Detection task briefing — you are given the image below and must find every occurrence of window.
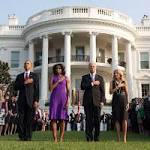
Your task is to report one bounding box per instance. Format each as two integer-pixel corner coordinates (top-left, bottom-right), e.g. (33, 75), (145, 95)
(118, 52), (126, 67)
(11, 51), (20, 68)
(97, 48), (105, 63)
(140, 52), (149, 69)
(76, 46), (84, 61)
(56, 48), (61, 57)
(56, 48), (62, 62)
(141, 84), (150, 97)
(118, 52), (125, 62)
(35, 51), (42, 61)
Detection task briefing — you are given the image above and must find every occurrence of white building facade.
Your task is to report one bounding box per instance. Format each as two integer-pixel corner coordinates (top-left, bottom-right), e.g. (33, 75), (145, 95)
(0, 7), (150, 107)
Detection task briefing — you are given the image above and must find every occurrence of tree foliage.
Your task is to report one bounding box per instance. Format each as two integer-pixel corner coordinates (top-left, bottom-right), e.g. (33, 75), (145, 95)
(0, 60), (11, 85)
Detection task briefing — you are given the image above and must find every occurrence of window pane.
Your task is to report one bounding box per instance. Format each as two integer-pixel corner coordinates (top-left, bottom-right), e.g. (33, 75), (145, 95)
(98, 48), (105, 63)
(118, 52), (124, 61)
(140, 52), (149, 69)
(56, 48), (61, 57)
(76, 46), (84, 61)
(141, 61), (149, 69)
(76, 47), (84, 55)
(11, 51), (20, 68)
(35, 51), (42, 61)
(140, 52), (149, 61)
(141, 84), (150, 97)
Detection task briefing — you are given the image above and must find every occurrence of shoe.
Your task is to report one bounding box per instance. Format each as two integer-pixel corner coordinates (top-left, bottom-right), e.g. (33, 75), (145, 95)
(19, 138), (24, 141)
(24, 138), (31, 141)
(86, 136), (93, 142)
(94, 137), (99, 142)
(86, 137), (90, 142)
(19, 136), (25, 141)
(27, 138), (31, 141)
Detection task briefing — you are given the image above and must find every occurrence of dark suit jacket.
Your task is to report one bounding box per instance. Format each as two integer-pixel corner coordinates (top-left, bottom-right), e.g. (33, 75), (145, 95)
(14, 72), (39, 108)
(81, 74), (105, 107)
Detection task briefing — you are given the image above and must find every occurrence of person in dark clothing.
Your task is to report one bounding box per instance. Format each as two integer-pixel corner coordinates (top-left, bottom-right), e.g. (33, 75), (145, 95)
(3, 95), (11, 136)
(14, 60), (39, 141)
(143, 95), (150, 135)
(109, 69), (129, 143)
(32, 104), (45, 131)
(81, 63), (105, 142)
(128, 99), (139, 133)
(9, 95), (18, 135)
(70, 110), (76, 131)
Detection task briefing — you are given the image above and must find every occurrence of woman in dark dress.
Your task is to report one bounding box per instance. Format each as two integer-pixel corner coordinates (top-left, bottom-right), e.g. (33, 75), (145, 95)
(109, 69), (129, 143)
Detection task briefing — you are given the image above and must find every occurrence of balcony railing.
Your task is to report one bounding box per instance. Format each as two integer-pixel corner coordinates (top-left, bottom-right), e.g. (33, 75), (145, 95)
(48, 56), (64, 63)
(34, 56), (64, 67)
(96, 57), (106, 63)
(34, 56), (123, 67)
(26, 6), (133, 27)
(71, 55), (90, 62)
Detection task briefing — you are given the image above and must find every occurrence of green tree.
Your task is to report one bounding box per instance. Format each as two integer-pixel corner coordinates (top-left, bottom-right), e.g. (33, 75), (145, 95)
(7, 81), (17, 96)
(0, 60), (14, 97)
(0, 60), (11, 85)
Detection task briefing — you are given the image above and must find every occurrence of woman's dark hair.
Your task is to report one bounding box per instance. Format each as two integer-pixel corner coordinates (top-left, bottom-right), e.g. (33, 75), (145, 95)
(52, 63), (65, 75)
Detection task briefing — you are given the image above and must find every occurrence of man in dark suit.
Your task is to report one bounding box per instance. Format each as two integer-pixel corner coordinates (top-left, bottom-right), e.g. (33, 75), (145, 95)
(81, 63), (105, 141)
(14, 60), (39, 141)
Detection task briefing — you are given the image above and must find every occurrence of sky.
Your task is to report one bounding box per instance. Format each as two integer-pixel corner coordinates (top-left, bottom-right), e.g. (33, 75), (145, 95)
(0, 0), (150, 25)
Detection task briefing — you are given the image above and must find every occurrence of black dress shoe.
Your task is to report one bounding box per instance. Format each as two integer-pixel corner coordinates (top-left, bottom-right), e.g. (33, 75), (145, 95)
(19, 138), (24, 141)
(24, 138), (31, 141)
(86, 137), (90, 142)
(94, 138), (99, 142)
(86, 137), (93, 142)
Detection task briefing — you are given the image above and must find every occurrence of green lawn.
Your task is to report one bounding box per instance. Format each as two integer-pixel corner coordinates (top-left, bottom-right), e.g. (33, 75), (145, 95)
(0, 131), (150, 150)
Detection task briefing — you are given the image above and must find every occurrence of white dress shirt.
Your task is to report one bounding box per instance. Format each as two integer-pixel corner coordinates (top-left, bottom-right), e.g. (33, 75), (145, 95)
(90, 72), (96, 81)
(24, 70), (31, 79)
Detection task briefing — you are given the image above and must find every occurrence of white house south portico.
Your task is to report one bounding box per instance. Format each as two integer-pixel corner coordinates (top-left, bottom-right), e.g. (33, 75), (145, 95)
(1, 6), (149, 108)
(23, 7), (135, 107)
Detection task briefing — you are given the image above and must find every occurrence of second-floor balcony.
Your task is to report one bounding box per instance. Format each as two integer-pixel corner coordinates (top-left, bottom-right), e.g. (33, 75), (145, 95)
(34, 55), (126, 68)
(34, 55), (90, 67)
(71, 55), (90, 62)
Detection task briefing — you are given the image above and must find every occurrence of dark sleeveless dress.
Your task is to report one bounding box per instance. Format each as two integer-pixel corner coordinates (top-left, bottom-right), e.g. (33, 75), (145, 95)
(112, 80), (128, 123)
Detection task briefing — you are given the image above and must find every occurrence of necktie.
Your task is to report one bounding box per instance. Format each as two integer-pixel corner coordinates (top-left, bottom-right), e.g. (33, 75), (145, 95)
(25, 73), (28, 80)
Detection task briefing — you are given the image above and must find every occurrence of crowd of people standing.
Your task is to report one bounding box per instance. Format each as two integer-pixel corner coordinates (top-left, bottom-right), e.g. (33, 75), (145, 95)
(0, 94), (18, 136)
(0, 60), (150, 144)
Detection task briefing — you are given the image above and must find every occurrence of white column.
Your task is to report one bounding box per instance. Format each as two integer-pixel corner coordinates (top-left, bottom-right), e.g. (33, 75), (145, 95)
(28, 40), (34, 65)
(64, 32), (72, 106)
(90, 32), (97, 63)
(64, 32), (71, 78)
(40, 35), (49, 108)
(126, 41), (133, 100)
(112, 35), (118, 70)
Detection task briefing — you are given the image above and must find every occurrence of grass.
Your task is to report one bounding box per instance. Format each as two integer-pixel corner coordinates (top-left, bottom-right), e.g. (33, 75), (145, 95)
(0, 131), (150, 150)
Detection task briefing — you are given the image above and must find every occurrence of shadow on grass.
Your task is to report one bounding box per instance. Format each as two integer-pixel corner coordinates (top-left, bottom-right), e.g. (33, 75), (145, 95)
(0, 131), (149, 142)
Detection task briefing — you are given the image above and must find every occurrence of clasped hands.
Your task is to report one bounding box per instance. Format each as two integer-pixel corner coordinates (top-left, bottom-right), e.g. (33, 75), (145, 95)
(116, 83), (125, 89)
(24, 78), (33, 84)
(91, 80), (100, 86)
